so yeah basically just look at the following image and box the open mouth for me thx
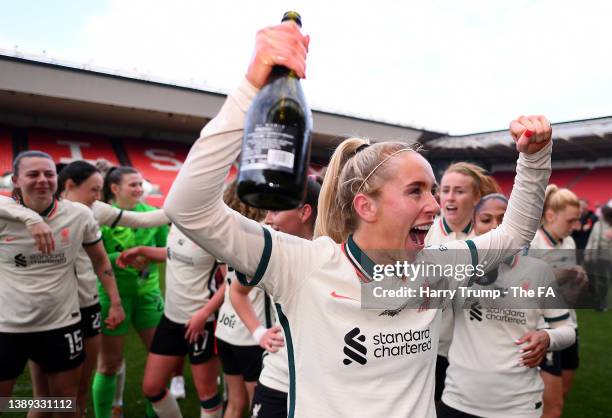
[409,223,432,246]
[445,204,458,215]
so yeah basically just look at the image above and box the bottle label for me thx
[242,123,297,173]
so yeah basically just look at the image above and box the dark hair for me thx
[103,166,138,203]
[56,160,101,199]
[223,180,267,222]
[304,175,323,223]
[602,205,612,225]
[474,193,508,214]
[11,150,54,200]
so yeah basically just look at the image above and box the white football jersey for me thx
[425,216,475,357]
[529,227,578,327]
[216,267,269,346]
[0,199,168,308]
[444,255,571,418]
[0,199,100,332]
[164,77,552,418]
[163,225,219,324]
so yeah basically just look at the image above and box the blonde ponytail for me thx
[543,184,579,219]
[315,138,421,243]
[315,138,369,242]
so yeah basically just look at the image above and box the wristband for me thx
[252,325,267,344]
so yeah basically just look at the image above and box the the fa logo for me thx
[343,327,367,365]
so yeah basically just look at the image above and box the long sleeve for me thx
[164,78,323,305]
[426,142,552,278]
[0,196,44,226]
[544,318,576,351]
[92,200,169,228]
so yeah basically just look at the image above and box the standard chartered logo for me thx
[343,327,432,366]
[343,327,367,365]
[469,301,483,321]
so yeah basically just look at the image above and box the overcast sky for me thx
[1,0,611,134]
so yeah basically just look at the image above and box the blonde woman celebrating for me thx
[164,21,553,418]
[425,162,501,402]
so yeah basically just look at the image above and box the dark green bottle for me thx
[237,11,312,210]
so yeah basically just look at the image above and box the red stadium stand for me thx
[27,128,120,166]
[492,171,515,196]
[570,167,612,207]
[0,126,13,196]
[0,126,12,175]
[122,139,190,207]
[549,168,587,189]
[495,167,612,208]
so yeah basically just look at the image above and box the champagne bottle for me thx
[237,11,312,210]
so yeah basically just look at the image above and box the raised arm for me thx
[164,23,316,303]
[465,117,553,269]
[0,195,55,253]
[92,200,169,228]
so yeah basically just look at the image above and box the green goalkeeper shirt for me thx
[100,202,169,297]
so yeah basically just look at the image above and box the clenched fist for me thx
[509,115,552,154]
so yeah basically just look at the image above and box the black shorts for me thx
[540,329,579,375]
[216,339,263,382]
[251,383,288,418]
[435,355,449,401]
[149,315,216,365]
[560,330,579,370]
[0,322,85,381]
[437,401,483,418]
[540,350,562,376]
[80,303,102,339]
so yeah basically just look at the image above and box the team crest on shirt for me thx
[60,228,71,245]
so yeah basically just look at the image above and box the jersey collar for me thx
[540,226,558,247]
[23,197,58,218]
[342,234,377,283]
[441,217,472,236]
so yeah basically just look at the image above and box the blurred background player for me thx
[117,223,224,418]
[425,162,501,404]
[0,151,121,418]
[585,199,612,311]
[215,181,268,418]
[231,176,321,418]
[93,166,169,418]
[528,185,586,418]
[439,193,575,418]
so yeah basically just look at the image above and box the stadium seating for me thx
[28,128,120,167]
[121,138,190,207]
[570,167,612,206]
[0,126,13,196]
[494,167,612,208]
